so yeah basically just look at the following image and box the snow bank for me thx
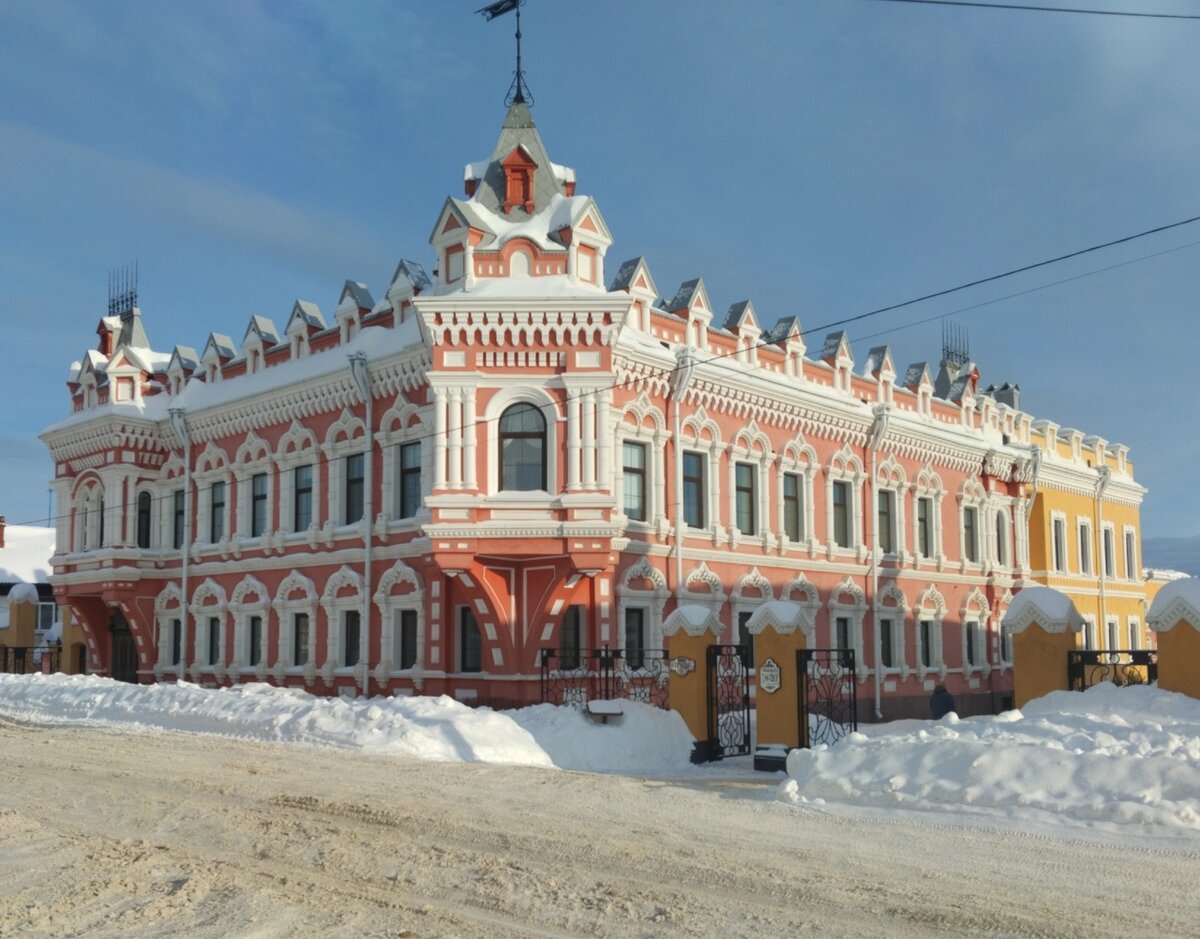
[0,674,696,775]
[781,684,1200,830]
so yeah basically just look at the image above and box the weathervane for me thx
[477,0,534,107]
[108,261,138,317]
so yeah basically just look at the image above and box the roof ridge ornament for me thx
[477,0,533,107]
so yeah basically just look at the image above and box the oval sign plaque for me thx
[759,657,781,694]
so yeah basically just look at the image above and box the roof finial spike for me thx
[477,0,533,107]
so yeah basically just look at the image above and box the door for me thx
[109,611,137,683]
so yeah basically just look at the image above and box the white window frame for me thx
[1101,523,1116,580]
[274,570,318,683]
[1051,512,1068,573]
[321,410,368,531]
[825,446,865,556]
[320,565,366,684]
[374,559,426,678]
[827,578,869,680]
[915,586,948,679]
[911,466,945,564]
[1127,617,1141,650]
[1077,517,1093,576]
[1123,526,1138,581]
[275,422,323,537]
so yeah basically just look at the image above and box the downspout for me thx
[1096,464,1112,643]
[868,404,890,721]
[669,347,696,596]
[168,408,190,682]
[349,353,374,697]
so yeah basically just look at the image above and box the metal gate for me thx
[797,648,858,749]
[1068,649,1157,691]
[540,647,670,709]
[696,644,750,762]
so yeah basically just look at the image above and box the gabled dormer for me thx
[386,259,431,323]
[242,316,280,374]
[286,300,325,358]
[335,281,375,343]
[768,317,807,381]
[500,144,537,214]
[429,198,493,291]
[724,301,761,364]
[201,333,236,383]
[464,100,573,219]
[76,349,107,409]
[103,345,149,404]
[95,316,120,356]
[548,196,612,287]
[903,362,934,416]
[167,345,199,396]
[821,331,854,393]
[666,278,713,349]
[610,257,659,332]
[864,345,896,403]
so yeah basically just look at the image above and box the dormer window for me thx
[501,146,537,214]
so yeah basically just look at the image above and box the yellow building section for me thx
[1026,425,1148,651]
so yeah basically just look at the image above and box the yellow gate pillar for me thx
[1002,586,1084,709]
[747,601,813,772]
[662,604,723,762]
[1148,578,1200,700]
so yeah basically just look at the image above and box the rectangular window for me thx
[877,489,895,554]
[880,617,894,669]
[1128,619,1140,650]
[735,463,756,535]
[963,506,978,563]
[208,616,220,666]
[832,480,850,548]
[560,605,583,670]
[783,472,803,541]
[173,489,185,549]
[1079,522,1092,575]
[292,613,309,667]
[920,620,933,669]
[917,497,932,558]
[342,610,360,667]
[345,453,365,525]
[209,481,226,543]
[965,621,977,667]
[37,603,55,631]
[396,609,418,670]
[1083,619,1097,651]
[294,464,313,531]
[459,607,481,673]
[624,607,645,670]
[171,618,182,666]
[682,452,705,528]
[1103,528,1115,579]
[835,615,852,668]
[1106,619,1119,651]
[623,442,647,522]
[399,443,421,519]
[1000,624,1012,664]
[251,472,268,538]
[737,610,754,669]
[1124,531,1137,581]
[248,615,262,667]
[1052,518,1068,572]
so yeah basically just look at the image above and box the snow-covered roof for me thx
[244,315,281,346]
[0,525,55,585]
[444,193,598,253]
[1147,577,1200,632]
[661,603,722,637]
[666,278,703,313]
[290,300,326,330]
[466,100,574,218]
[340,281,375,311]
[169,345,200,372]
[203,333,236,360]
[745,600,813,635]
[391,259,431,294]
[903,362,931,388]
[1001,587,1084,635]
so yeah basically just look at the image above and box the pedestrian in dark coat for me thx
[930,684,956,719]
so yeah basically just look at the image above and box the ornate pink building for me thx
[42,101,1038,719]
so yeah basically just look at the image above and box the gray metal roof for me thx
[341,281,375,311]
[765,316,802,344]
[115,308,150,349]
[170,345,199,372]
[204,333,236,360]
[245,315,281,346]
[820,331,848,361]
[609,257,643,291]
[864,345,891,376]
[290,300,326,330]
[468,102,569,218]
[723,300,757,332]
[903,362,929,388]
[391,259,431,293]
[667,278,703,313]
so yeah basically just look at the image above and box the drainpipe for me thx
[349,352,373,697]
[168,408,190,681]
[668,347,696,595]
[868,404,889,721]
[1096,464,1112,643]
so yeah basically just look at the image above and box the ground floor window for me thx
[342,610,361,668]
[394,609,418,670]
[624,607,646,670]
[208,617,221,666]
[293,613,309,667]
[460,607,482,673]
[879,617,894,669]
[560,605,583,670]
[248,615,263,667]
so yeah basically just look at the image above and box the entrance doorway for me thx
[109,611,137,683]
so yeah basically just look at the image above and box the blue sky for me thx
[2,0,1198,542]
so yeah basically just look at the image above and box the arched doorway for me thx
[109,610,137,683]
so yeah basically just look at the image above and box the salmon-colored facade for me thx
[41,102,1145,720]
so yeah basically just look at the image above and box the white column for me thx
[596,387,612,491]
[433,387,447,489]
[448,387,462,489]
[567,393,581,490]
[582,391,596,489]
[463,386,477,490]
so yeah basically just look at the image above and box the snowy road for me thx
[1,719,1197,938]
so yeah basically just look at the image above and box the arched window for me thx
[995,509,1008,566]
[499,403,546,491]
[136,491,153,549]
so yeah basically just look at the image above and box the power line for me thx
[865,0,1200,19]
[18,213,1200,530]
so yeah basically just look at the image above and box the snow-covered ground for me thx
[2,673,1199,834]
[2,675,1199,937]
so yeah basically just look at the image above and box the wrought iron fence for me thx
[540,646,670,709]
[701,643,750,761]
[797,648,858,749]
[1068,649,1157,691]
[1,644,62,675]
